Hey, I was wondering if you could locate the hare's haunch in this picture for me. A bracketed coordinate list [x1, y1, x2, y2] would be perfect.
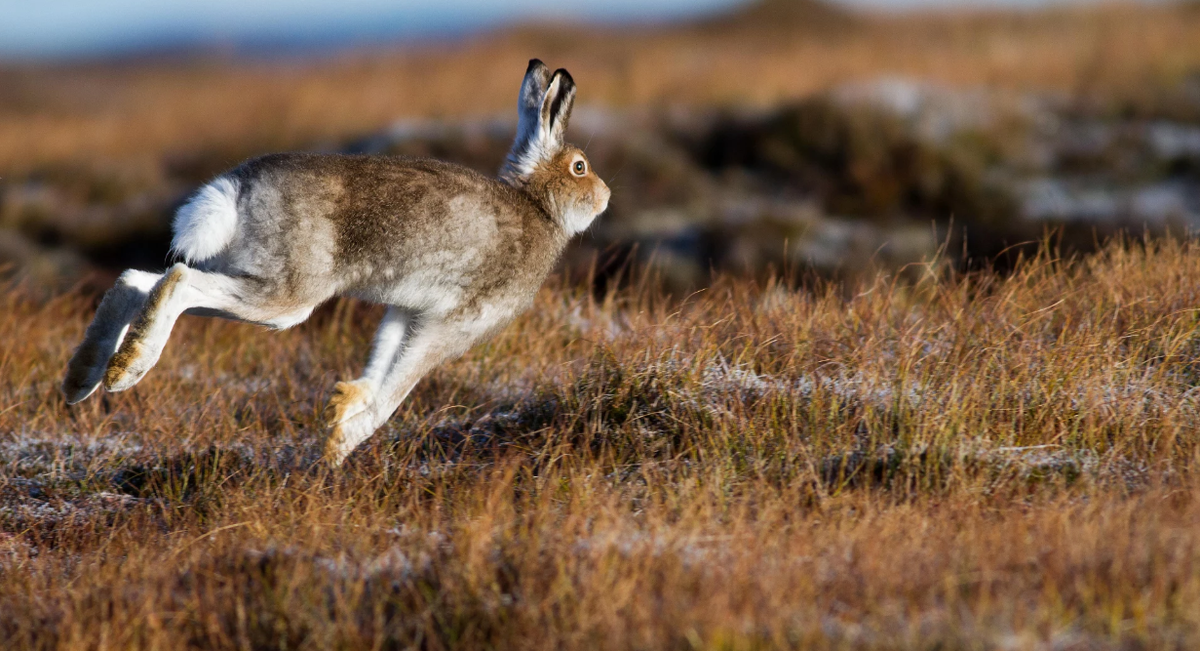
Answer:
[62, 60, 610, 466]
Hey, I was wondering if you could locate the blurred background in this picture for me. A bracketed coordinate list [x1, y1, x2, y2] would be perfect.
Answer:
[2, 0, 1199, 294]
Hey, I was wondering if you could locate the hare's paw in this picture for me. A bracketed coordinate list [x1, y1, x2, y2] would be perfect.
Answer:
[63, 338, 113, 404]
[324, 380, 373, 427]
[103, 340, 156, 393]
[323, 408, 377, 467]
[323, 380, 376, 466]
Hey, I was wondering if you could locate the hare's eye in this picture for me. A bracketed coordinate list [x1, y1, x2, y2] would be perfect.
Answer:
[572, 160, 586, 176]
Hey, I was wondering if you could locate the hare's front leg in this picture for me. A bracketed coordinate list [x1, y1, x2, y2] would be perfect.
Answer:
[324, 306, 411, 435]
[324, 314, 458, 466]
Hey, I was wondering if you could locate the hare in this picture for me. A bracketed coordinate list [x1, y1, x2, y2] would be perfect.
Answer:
[61, 59, 610, 466]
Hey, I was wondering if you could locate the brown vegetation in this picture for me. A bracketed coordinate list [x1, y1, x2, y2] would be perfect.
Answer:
[5, 237, 1200, 648]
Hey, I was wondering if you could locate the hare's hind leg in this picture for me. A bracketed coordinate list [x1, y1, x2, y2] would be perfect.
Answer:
[104, 263, 313, 393]
[324, 315, 458, 466]
[103, 264, 192, 392]
[63, 269, 162, 404]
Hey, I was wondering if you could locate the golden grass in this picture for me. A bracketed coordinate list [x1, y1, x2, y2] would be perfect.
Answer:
[2, 2, 1199, 176]
[4, 237, 1200, 648]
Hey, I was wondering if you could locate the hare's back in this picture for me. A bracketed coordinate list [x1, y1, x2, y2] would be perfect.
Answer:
[222, 153, 549, 303]
[240, 153, 515, 251]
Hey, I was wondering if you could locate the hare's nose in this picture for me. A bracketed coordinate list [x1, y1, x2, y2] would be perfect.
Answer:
[597, 187, 611, 212]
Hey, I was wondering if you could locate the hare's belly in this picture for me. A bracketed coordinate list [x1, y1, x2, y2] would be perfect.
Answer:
[341, 262, 474, 314]
[367, 273, 464, 314]
[345, 261, 530, 329]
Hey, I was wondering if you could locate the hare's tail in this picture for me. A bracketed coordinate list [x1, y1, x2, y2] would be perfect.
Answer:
[170, 176, 239, 262]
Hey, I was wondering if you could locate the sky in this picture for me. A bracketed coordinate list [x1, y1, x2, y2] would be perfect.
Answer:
[0, 0, 1126, 60]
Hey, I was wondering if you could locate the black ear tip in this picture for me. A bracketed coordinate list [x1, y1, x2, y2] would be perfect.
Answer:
[553, 68, 575, 87]
[527, 59, 546, 73]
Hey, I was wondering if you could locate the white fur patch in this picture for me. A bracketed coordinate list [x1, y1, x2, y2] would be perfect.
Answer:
[504, 133, 557, 181]
[561, 203, 599, 237]
[171, 176, 240, 262]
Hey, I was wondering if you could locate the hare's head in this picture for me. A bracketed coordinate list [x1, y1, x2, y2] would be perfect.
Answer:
[501, 59, 610, 236]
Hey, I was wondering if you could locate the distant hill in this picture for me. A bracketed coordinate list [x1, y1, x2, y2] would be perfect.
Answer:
[693, 0, 860, 35]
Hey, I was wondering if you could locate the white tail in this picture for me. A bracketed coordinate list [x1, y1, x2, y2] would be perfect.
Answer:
[171, 176, 239, 262]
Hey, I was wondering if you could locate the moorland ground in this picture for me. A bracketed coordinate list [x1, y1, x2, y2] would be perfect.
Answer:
[5, 1, 1200, 648]
[5, 238, 1200, 648]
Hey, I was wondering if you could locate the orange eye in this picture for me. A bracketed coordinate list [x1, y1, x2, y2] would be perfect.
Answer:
[572, 160, 586, 176]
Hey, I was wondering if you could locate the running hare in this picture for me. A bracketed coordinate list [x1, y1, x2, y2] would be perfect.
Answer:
[62, 60, 609, 465]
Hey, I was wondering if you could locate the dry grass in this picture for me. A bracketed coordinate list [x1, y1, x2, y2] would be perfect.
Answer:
[2, 2, 1199, 175]
[4, 237, 1200, 648]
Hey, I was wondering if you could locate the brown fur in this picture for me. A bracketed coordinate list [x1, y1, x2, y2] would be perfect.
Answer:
[103, 265, 185, 389]
[324, 380, 372, 428]
[214, 152, 572, 316]
[523, 146, 609, 219]
[323, 380, 374, 463]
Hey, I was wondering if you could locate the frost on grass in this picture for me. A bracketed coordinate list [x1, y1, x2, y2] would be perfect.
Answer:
[383, 341, 1185, 491]
[0, 431, 145, 476]
[0, 429, 324, 540]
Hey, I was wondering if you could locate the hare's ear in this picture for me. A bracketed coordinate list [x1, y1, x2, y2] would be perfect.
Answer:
[538, 69, 576, 151]
[513, 59, 552, 159]
[502, 61, 576, 183]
